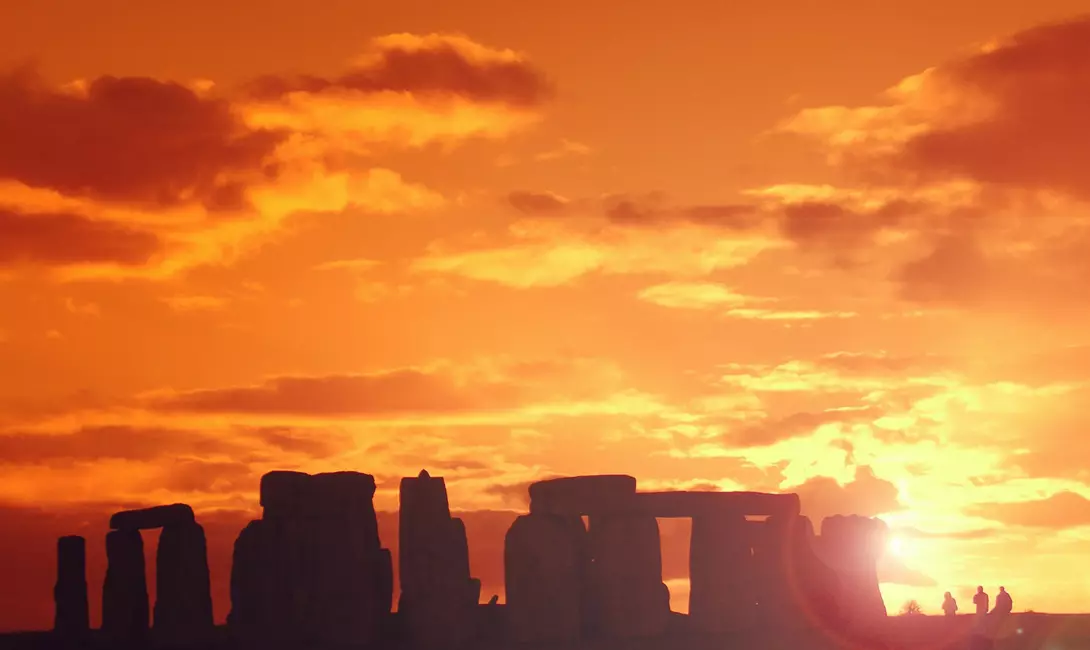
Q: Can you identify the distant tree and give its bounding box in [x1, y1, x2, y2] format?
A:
[1024, 609, 1035, 614]
[900, 600, 923, 616]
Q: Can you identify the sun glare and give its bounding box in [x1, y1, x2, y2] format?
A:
[889, 537, 905, 557]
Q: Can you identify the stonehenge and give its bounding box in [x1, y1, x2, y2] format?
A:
[54, 468, 891, 649]
[228, 470, 389, 646]
[99, 504, 213, 645]
[505, 475, 889, 644]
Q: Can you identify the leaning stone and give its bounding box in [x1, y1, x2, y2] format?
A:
[109, 503, 195, 530]
[529, 475, 637, 516]
[54, 536, 89, 636]
[154, 522, 214, 645]
[505, 514, 586, 643]
[101, 529, 149, 643]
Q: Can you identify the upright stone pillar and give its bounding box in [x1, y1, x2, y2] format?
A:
[154, 522, 214, 644]
[399, 469, 479, 649]
[54, 536, 89, 637]
[587, 514, 670, 639]
[102, 528, 149, 643]
[817, 516, 888, 630]
[505, 514, 588, 643]
[688, 513, 755, 633]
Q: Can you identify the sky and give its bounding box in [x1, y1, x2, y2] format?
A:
[2, 0, 1090, 631]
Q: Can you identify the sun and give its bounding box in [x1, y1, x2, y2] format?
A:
[888, 536, 906, 557]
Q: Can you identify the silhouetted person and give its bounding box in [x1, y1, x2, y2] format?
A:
[973, 586, 989, 616]
[942, 591, 957, 617]
[992, 586, 1012, 615]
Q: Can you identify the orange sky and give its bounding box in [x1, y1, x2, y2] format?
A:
[3, 0, 1090, 631]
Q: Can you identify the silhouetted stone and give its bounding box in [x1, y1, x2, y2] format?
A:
[376, 548, 394, 617]
[54, 535, 89, 637]
[529, 475, 637, 516]
[109, 503, 194, 530]
[300, 516, 381, 645]
[632, 491, 802, 518]
[154, 522, 213, 645]
[688, 513, 756, 633]
[817, 515, 889, 628]
[260, 470, 312, 519]
[102, 528, 149, 643]
[505, 514, 587, 643]
[227, 519, 299, 642]
[232, 470, 387, 646]
[311, 471, 381, 543]
[587, 513, 670, 638]
[399, 469, 479, 649]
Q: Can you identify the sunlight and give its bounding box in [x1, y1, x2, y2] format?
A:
[889, 536, 906, 557]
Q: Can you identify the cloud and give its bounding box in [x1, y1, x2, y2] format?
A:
[793, 466, 903, 524]
[968, 491, 1090, 529]
[149, 370, 522, 417]
[506, 190, 569, 214]
[0, 66, 283, 208]
[238, 33, 551, 149]
[147, 358, 625, 419]
[726, 407, 886, 448]
[0, 425, 341, 466]
[161, 295, 228, 312]
[0, 208, 161, 267]
[637, 281, 858, 321]
[413, 217, 781, 288]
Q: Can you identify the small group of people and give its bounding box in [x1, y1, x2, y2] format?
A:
[941, 586, 1013, 617]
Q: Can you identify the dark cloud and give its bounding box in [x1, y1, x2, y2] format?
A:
[150, 370, 524, 416]
[506, 190, 568, 215]
[0, 425, 341, 466]
[795, 466, 903, 525]
[897, 15, 1090, 199]
[242, 37, 551, 107]
[725, 407, 885, 448]
[780, 200, 917, 250]
[602, 196, 759, 230]
[0, 425, 230, 464]
[0, 209, 161, 267]
[968, 491, 1090, 529]
[0, 66, 283, 207]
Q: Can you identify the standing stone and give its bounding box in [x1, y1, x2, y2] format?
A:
[154, 522, 214, 644]
[102, 528, 149, 643]
[753, 515, 811, 627]
[54, 536, 89, 637]
[375, 548, 394, 617]
[504, 514, 587, 643]
[587, 514, 670, 639]
[688, 513, 755, 633]
[817, 516, 889, 629]
[228, 518, 305, 643]
[399, 470, 479, 649]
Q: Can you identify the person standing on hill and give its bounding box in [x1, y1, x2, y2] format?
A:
[992, 586, 1012, 616]
[942, 592, 958, 617]
[973, 586, 989, 616]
